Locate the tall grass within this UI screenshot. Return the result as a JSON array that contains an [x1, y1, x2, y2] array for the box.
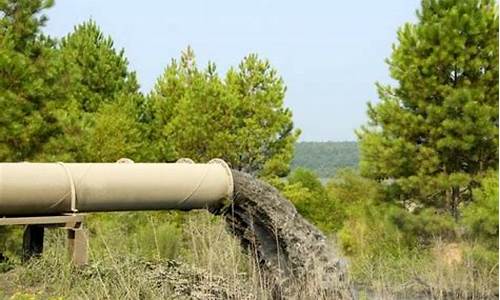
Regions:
[[3, 231, 171, 299], [0, 212, 270, 299], [1, 212, 498, 299], [350, 239, 499, 299]]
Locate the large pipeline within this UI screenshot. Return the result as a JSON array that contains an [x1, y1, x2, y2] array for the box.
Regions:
[[0, 160, 233, 216], [0, 160, 353, 298]]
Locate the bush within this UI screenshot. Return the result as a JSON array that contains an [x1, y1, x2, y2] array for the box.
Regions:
[[462, 171, 499, 249], [281, 168, 345, 232], [326, 168, 385, 207], [325, 168, 498, 298], [0, 226, 23, 269], [86, 211, 186, 260], [326, 169, 403, 256], [390, 208, 457, 245]]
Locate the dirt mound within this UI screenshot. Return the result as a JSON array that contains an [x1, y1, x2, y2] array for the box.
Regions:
[[216, 170, 354, 299]]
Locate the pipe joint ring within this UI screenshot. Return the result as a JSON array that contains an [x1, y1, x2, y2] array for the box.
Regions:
[[57, 162, 78, 213]]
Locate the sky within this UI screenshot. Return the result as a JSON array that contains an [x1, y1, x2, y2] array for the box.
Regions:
[[44, 0, 421, 142]]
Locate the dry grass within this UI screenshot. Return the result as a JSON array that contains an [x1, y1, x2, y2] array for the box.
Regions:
[[350, 239, 499, 299], [0, 212, 271, 300], [0, 213, 497, 299]]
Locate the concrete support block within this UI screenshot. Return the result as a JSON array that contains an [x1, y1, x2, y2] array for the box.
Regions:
[[67, 227, 88, 266]]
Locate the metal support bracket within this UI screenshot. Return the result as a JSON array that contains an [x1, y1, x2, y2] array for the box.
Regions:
[[0, 214, 88, 266]]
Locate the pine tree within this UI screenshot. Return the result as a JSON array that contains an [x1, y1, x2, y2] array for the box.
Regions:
[[358, 0, 498, 219], [0, 0, 61, 258], [0, 0, 62, 161], [58, 20, 140, 112], [40, 20, 146, 162], [145, 46, 197, 162], [226, 54, 300, 176], [148, 48, 300, 176]]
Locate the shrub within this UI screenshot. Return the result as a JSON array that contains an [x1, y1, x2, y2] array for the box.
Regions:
[[462, 171, 499, 249], [390, 208, 457, 245], [282, 168, 345, 232]]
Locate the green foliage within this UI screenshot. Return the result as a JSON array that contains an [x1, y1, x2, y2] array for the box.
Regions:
[[39, 20, 145, 162], [327, 169, 458, 252], [327, 170, 498, 298], [0, 4, 300, 265], [0, 1, 300, 170], [281, 168, 344, 232], [0, 0, 61, 261], [358, 0, 499, 217], [291, 141, 359, 178], [348, 4, 498, 292], [462, 171, 499, 248], [390, 208, 457, 244], [148, 47, 300, 176], [288, 167, 326, 196], [325, 169, 404, 255], [80, 95, 145, 162], [0, 1, 497, 298], [86, 212, 185, 260], [464, 242, 498, 273], [0, 226, 22, 270], [59, 20, 140, 112], [335, 204, 405, 258], [225, 54, 300, 176], [0, 0, 62, 161], [326, 168, 384, 207]]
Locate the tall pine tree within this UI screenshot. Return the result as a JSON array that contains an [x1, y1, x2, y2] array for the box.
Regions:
[[58, 20, 140, 113], [225, 54, 300, 176], [148, 48, 300, 176], [0, 0, 62, 161], [358, 0, 498, 219], [41, 20, 146, 162]]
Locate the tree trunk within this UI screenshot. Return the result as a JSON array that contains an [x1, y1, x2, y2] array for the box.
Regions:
[[451, 186, 460, 222]]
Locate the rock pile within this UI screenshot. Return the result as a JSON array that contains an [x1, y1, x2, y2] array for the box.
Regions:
[[146, 260, 253, 300]]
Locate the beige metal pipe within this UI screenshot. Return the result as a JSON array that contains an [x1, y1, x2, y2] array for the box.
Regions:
[[0, 159, 233, 216]]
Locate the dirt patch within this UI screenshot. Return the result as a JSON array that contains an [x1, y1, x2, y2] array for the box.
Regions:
[[216, 170, 354, 299], [431, 242, 463, 266]]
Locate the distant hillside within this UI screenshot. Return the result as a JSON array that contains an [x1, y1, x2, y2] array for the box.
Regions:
[[291, 141, 359, 178]]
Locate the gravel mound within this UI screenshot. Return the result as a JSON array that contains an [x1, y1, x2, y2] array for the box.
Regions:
[[146, 260, 254, 300]]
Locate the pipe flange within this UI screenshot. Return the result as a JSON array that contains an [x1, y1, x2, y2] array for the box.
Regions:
[[176, 158, 195, 164], [116, 158, 134, 164], [208, 158, 234, 200]]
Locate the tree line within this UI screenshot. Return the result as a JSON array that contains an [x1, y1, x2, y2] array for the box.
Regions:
[[291, 141, 359, 178]]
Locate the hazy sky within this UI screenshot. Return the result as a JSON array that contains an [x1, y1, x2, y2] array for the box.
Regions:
[[44, 0, 420, 141]]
